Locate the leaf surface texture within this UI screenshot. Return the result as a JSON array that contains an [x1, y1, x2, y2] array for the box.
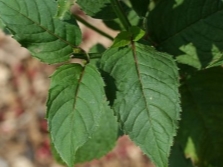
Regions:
[[0, 0, 81, 64], [74, 102, 118, 164], [47, 64, 106, 167], [101, 43, 181, 167]]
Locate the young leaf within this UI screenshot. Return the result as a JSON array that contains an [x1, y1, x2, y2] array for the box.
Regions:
[[111, 26, 145, 48], [0, 0, 81, 64], [100, 43, 181, 167], [179, 67, 223, 167], [56, 0, 75, 19], [129, 26, 145, 41], [76, 0, 116, 20], [47, 63, 106, 167], [147, 0, 223, 69], [111, 31, 131, 48]]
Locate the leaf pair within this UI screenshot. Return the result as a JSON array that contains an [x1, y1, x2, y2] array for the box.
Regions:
[[0, 0, 183, 167]]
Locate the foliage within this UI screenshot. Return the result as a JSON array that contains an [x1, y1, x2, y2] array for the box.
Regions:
[[0, 0, 223, 167]]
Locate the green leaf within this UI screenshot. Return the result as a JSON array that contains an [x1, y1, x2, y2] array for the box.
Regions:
[[130, 0, 150, 17], [74, 103, 118, 164], [0, 0, 81, 64], [88, 44, 106, 65], [100, 71, 117, 106], [76, 0, 116, 20], [206, 54, 223, 68], [147, 0, 223, 69], [104, 6, 141, 31], [56, 0, 75, 19], [89, 43, 106, 53], [129, 26, 145, 41], [47, 63, 106, 167], [100, 43, 181, 167], [50, 101, 118, 165], [111, 26, 145, 48], [50, 136, 66, 165], [179, 67, 223, 166], [0, 18, 10, 34], [111, 31, 131, 48], [0, 18, 5, 29]]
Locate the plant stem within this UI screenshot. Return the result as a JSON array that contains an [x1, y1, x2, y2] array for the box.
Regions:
[[71, 53, 102, 59], [74, 15, 114, 41], [89, 53, 102, 59], [110, 0, 131, 30]]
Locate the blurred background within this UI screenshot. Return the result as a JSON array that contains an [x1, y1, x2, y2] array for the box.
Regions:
[[0, 5, 154, 167]]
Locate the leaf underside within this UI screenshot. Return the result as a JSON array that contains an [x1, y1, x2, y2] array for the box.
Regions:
[[147, 0, 223, 69], [101, 42, 181, 167], [47, 63, 107, 167], [179, 67, 223, 167], [0, 0, 81, 64]]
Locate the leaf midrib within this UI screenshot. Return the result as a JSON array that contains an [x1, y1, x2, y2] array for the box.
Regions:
[[0, 1, 75, 47], [131, 41, 164, 166], [159, 5, 223, 45], [71, 65, 86, 157]]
